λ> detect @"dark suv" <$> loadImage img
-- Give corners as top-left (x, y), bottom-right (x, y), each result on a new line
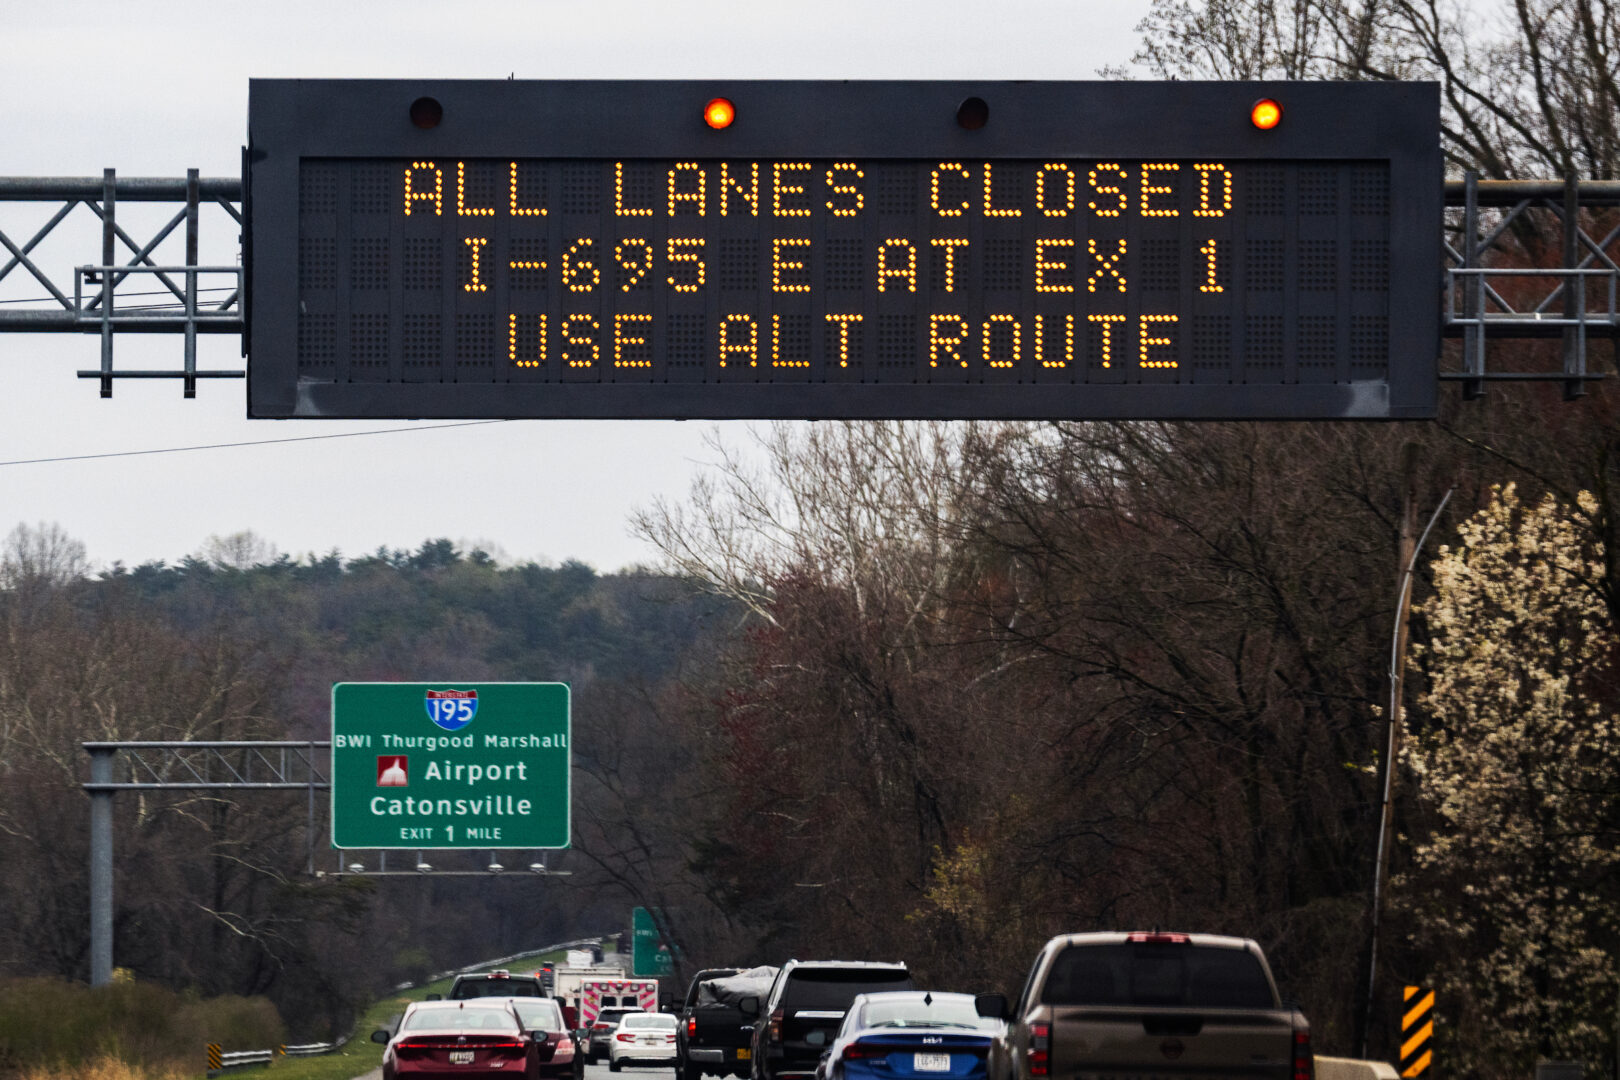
top-left (745, 961), bottom-right (913, 1080)
top-left (444, 970), bottom-right (547, 999)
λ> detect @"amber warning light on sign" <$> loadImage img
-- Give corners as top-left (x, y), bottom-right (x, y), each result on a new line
top-left (704, 97), bottom-right (735, 129)
top-left (1251, 98), bottom-right (1283, 129)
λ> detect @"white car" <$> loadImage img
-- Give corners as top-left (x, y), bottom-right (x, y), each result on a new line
top-left (609, 1011), bottom-right (679, 1071)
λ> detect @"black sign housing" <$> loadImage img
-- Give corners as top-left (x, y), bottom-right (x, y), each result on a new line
top-left (246, 79), bottom-right (1441, 419)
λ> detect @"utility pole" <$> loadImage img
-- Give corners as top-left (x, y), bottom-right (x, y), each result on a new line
top-left (1361, 445), bottom-right (1452, 1058)
top-left (88, 747), bottom-right (115, 987)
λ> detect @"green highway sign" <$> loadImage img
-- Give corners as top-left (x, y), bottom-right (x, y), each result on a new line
top-left (331, 682), bottom-right (570, 849)
top-left (632, 906), bottom-right (674, 976)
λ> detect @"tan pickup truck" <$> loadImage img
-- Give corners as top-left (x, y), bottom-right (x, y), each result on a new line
top-left (977, 932), bottom-right (1312, 1080)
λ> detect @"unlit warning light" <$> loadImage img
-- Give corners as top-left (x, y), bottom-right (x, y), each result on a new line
top-left (1251, 98), bottom-right (1283, 129)
top-left (704, 98), bottom-right (735, 129)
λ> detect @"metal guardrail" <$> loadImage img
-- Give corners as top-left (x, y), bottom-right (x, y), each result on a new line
top-left (394, 936), bottom-right (608, 992)
top-left (204, 1040), bottom-right (337, 1075)
top-left (201, 936), bottom-right (611, 1075)
top-left (205, 1044), bottom-right (274, 1075)
top-left (283, 1041), bottom-right (338, 1057)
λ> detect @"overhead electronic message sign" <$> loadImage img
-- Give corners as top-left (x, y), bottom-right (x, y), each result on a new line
top-left (246, 80), bottom-right (1440, 420)
top-left (331, 681), bottom-right (570, 850)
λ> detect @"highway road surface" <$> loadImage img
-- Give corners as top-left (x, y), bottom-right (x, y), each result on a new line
top-left (352, 1055), bottom-right (680, 1080)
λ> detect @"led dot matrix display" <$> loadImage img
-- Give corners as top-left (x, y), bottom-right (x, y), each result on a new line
top-left (250, 80), bottom-right (1441, 420)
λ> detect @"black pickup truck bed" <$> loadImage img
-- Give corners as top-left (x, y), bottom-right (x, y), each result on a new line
top-left (680, 967), bottom-right (776, 1080)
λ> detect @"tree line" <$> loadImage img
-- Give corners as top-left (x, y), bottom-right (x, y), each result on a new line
top-left (0, 531), bottom-right (731, 1039)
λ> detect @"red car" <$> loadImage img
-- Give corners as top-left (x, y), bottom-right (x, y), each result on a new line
top-left (508, 997), bottom-right (578, 1079)
top-left (374, 1000), bottom-right (531, 1079)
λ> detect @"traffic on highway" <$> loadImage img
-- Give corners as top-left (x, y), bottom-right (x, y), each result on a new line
top-left (371, 932), bottom-right (1310, 1080)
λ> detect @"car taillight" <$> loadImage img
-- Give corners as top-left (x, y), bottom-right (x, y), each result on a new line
top-left (1029, 1023), bottom-right (1050, 1078)
top-left (843, 1044), bottom-right (888, 1060)
top-left (1125, 932), bottom-right (1190, 944)
top-left (1293, 1030), bottom-right (1313, 1080)
top-left (558, 1038), bottom-right (574, 1052)
top-left (617, 1033), bottom-right (636, 1043)
top-left (666, 1034), bottom-right (677, 1043)
top-left (397, 1038), bottom-right (524, 1050)
top-left (768, 1009), bottom-right (784, 1042)
top-left (687, 1018), bottom-right (696, 1037)
top-left (594, 1023), bottom-right (611, 1031)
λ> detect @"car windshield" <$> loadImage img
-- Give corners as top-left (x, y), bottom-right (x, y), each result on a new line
top-left (860, 997), bottom-right (993, 1030)
top-left (1040, 944), bottom-right (1275, 1008)
top-left (622, 1014), bottom-right (678, 1030)
top-left (404, 1007), bottom-right (519, 1031)
top-left (512, 1001), bottom-right (565, 1030)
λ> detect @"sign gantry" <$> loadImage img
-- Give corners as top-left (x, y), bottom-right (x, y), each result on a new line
top-left (9, 82), bottom-right (1614, 413)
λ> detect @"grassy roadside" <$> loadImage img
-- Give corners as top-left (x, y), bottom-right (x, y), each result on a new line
top-left (225, 949), bottom-right (574, 1080)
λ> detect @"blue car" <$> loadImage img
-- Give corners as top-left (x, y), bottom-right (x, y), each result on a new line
top-left (817, 992), bottom-right (1001, 1080)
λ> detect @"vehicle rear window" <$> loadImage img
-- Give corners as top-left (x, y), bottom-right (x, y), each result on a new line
top-left (783, 970), bottom-right (914, 1012)
top-left (405, 1007), bottom-right (519, 1031)
top-left (512, 1000), bottom-right (565, 1030)
top-left (860, 997), bottom-right (994, 1030)
top-left (1040, 945), bottom-right (1275, 1008)
top-left (622, 1014), bottom-right (678, 1030)
top-left (455, 978), bottom-right (543, 998)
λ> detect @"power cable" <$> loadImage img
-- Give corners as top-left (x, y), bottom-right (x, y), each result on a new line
top-left (0, 420), bottom-right (508, 467)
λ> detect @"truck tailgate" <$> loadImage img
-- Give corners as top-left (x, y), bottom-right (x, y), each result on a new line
top-left (1049, 1006), bottom-right (1296, 1080)
top-left (692, 1005), bottom-right (753, 1046)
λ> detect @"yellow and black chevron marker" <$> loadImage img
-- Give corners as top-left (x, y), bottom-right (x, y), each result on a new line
top-left (206, 1043), bottom-right (222, 1071)
top-left (1401, 986), bottom-right (1433, 1077)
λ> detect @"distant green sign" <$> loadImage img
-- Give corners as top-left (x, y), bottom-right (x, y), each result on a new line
top-left (331, 682), bottom-right (570, 849)
top-left (632, 906), bottom-right (674, 976)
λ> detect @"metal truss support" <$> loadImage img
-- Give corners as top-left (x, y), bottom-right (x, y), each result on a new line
top-left (79, 739), bottom-right (570, 987)
top-left (1444, 175), bottom-right (1620, 398)
top-left (321, 853), bottom-right (574, 878)
top-left (81, 740), bottom-right (330, 987)
top-left (9, 171), bottom-right (1620, 404)
top-left (0, 171), bottom-right (244, 396)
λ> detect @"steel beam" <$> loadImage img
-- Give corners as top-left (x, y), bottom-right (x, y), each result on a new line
top-left (1445, 179), bottom-right (1620, 206)
top-left (0, 170), bottom-right (1615, 398)
top-left (82, 739), bottom-right (332, 986)
top-left (1442, 174), bottom-right (1620, 387)
top-left (88, 747), bottom-right (114, 988)
top-left (0, 177), bottom-right (241, 201)
top-left (0, 170), bottom-right (244, 394)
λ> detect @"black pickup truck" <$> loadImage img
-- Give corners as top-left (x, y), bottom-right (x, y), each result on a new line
top-left (678, 966), bottom-right (778, 1080)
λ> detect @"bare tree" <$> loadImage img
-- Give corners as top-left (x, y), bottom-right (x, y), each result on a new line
top-left (1, 521), bottom-right (88, 588)
top-left (1130, 0), bottom-right (1620, 178)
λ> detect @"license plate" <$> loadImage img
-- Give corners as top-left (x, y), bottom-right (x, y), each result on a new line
top-left (914, 1053), bottom-right (951, 1072)
top-left (449, 1050), bottom-right (474, 1064)
top-left (736, 1050), bottom-right (752, 1061)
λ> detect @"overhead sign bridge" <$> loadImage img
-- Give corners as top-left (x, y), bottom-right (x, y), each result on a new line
top-left (0, 80), bottom-right (1611, 417)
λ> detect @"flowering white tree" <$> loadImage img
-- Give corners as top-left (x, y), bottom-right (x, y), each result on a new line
top-left (1402, 483), bottom-right (1620, 1076)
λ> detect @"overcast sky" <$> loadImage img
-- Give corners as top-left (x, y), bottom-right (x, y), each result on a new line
top-left (0, 0), bottom-right (1149, 573)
